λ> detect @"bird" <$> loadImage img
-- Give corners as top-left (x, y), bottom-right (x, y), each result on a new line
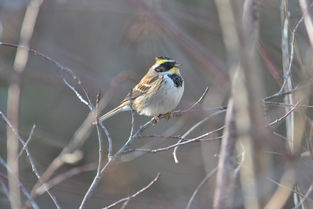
top-left (96, 56), bottom-right (184, 123)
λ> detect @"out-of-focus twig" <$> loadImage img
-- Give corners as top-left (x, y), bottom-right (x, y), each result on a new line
top-left (213, 100), bottom-right (237, 209)
top-left (102, 172), bottom-right (160, 209)
top-left (238, 1), bottom-right (266, 209)
top-left (5, 1), bottom-right (43, 208)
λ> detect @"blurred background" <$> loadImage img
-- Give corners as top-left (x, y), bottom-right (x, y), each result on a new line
top-left (0, 0), bottom-right (313, 209)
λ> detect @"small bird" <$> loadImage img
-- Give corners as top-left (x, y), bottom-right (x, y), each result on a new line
top-left (96, 56), bottom-right (184, 123)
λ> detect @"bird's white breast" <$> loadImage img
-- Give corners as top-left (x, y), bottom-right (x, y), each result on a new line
top-left (138, 74), bottom-right (184, 116)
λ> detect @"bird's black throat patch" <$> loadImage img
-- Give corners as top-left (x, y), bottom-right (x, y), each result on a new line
top-left (168, 74), bottom-right (183, 87)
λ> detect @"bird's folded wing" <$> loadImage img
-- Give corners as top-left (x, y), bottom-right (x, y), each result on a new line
top-left (122, 75), bottom-right (159, 103)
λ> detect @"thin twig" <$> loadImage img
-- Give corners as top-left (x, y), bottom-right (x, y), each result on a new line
top-left (78, 113), bottom-right (104, 209)
top-left (267, 101), bottom-right (300, 127)
top-left (99, 122), bottom-right (113, 160)
top-left (292, 182), bottom-right (313, 209)
top-left (125, 129), bottom-right (224, 154)
top-left (62, 79), bottom-right (92, 110)
top-left (18, 125), bottom-right (36, 157)
top-left (138, 135), bottom-right (184, 140)
top-left (180, 87), bottom-right (209, 113)
top-left (0, 157), bottom-right (40, 209)
top-left (264, 101), bottom-right (313, 108)
top-left (173, 108), bottom-right (226, 163)
top-left (172, 87), bottom-right (216, 163)
top-left (102, 173), bottom-right (160, 209)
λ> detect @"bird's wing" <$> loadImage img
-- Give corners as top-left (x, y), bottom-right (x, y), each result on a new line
top-left (122, 75), bottom-right (159, 103)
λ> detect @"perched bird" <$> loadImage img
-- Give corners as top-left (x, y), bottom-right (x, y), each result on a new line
top-left (96, 56), bottom-right (184, 123)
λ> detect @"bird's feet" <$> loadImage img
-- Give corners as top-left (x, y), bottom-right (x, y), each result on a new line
top-left (152, 115), bottom-right (160, 124)
top-left (152, 112), bottom-right (173, 123)
top-left (164, 112), bottom-right (173, 120)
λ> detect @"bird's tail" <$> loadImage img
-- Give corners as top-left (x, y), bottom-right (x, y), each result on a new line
top-left (93, 104), bottom-right (130, 124)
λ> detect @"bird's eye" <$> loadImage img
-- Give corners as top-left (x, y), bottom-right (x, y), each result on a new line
top-left (155, 66), bottom-right (165, 72)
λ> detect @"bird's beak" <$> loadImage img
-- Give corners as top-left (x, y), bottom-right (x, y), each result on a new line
top-left (175, 62), bottom-right (181, 67)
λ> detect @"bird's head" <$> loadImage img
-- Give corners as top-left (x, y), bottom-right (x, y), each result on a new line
top-left (149, 56), bottom-right (181, 76)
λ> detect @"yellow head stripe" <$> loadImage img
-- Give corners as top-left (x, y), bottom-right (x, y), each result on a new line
top-left (155, 58), bottom-right (170, 65)
top-left (170, 67), bottom-right (180, 73)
